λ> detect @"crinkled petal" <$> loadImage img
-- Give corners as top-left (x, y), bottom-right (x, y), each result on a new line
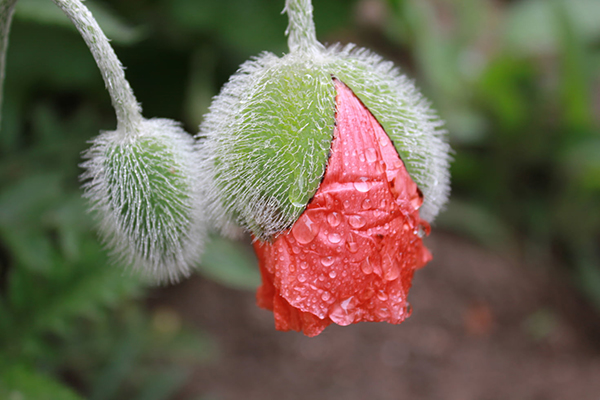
top-left (254, 79), bottom-right (432, 335)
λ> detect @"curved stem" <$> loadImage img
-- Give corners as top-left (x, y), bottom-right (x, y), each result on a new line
top-left (52, 0), bottom-right (142, 133)
top-left (284, 0), bottom-right (323, 54)
top-left (0, 0), bottom-right (18, 128)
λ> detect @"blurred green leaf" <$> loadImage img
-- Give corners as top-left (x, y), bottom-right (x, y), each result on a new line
top-left (436, 198), bottom-right (516, 253)
top-left (197, 235), bottom-right (260, 290)
top-left (15, 0), bottom-right (146, 44)
top-left (0, 364), bottom-right (84, 400)
top-left (504, 0), bottom-right (600, 56)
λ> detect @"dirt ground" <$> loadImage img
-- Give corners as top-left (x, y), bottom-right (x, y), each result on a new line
top-left (150, 232), bottom-right (600, 400)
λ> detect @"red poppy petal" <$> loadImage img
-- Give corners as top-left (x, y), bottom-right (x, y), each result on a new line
top-left (253, 79), bottom-right (432, 335)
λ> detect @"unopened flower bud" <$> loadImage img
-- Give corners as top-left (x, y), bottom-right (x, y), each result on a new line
top-left (198, 0), bottom-right (450, 336)
top-left (82, 119), bottom-right (204, 282)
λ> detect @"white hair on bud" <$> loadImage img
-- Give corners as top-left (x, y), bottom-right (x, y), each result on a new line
top-left (197, 51), bottom-right (336, 239)
top-left (81, 118), bottom-right (205, 283)
top-left (327, 44), bottom-right (451, 222)
top-left (198, 42), bottom-right (450, 238)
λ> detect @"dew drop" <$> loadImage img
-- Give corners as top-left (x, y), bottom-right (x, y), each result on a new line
top-left (327, 212), bottom-right (342, 227)
top-left (353, 177), bottom-right (371, 193)
top-left (377, 290), bottom-right (388, 301)
top-left (347, 240), bottom-right (359, 253)
top-left (291, 214), bottom-right (319, 244)
top-left (341, 297), bottom-right (354, 311)
top-left (360, 257), bottom-right (373, 274)
top-left (329, 270), bottom-right (337, 279)
top-left (375, 307), bottom-right (390, 319)
top-left (298, 274), bottom-right (307, 282)
top-left (348, 215), bottom-right (366, 229)
top-left (292, 246), bottom-right (301, 254)
top-left (328, 232), bottom-right (342, 244)
top-left (410, 188), bottom-right (424, 210)
top-left (329, 304), bottom-right (354, 326)
top-left (365, 147), bottom-right (377, 163)
top-left (361, 199), bottom-right (372, 210)
top-left (382, 255), bottom-right (400, 281)
top-left (321, 256), bottom-right (335, 267)
top-left (343, 200), bottom-right (350, 209)
top-left (300, 262), bottom-right (308, 270)
top-left (321, 291), bottom-right (331, 302)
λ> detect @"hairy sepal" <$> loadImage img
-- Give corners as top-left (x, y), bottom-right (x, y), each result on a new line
top-left (325, 44), bottom-right (450, 222)
top-left (81, 118), bottom-right (205, 283)
top-left (200, 45), bottom-right (450, 239)
top-left (199, 52), bottom-right (336, 239)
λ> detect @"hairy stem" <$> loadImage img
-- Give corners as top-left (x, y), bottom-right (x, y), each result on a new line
top-left (0, 0), bottom-right (17, 128)
top-left (52, 0), bottom-right (142, 133)
top-left (284, 0), bottom-right (323, 54)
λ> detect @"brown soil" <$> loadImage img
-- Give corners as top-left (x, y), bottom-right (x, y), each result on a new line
top-left (150, 232), bottom-right (600, 400)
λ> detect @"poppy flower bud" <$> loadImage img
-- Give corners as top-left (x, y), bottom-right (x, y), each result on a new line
top-left (198, 0), bottom-right (450, 335)
top-left (51, 0), bottom-right (206, 282)
top-left (82, 119), bottom-right (205, 283)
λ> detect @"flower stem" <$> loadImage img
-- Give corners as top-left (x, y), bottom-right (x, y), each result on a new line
top-left (0, 0), bottom-right (18, 128)
top-left (51, 0), bottom-right (142, 133)
top-left (284, 0), bottom-right (323, 54)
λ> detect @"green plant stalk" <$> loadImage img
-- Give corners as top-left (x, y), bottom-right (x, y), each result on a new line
top-left (51, 0), bottom-right (142, 133)
top-left (284, 0), bottom-right (323, 53)
top-left (0, 0), bottom-right (18, 128)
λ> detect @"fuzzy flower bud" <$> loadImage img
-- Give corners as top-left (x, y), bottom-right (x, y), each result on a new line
top-left (81, 119), bottom-right (204, 282)
top-left (199, 0), bottom-right (450, 335)
top-left (50, 0), bottom-right (206, 282)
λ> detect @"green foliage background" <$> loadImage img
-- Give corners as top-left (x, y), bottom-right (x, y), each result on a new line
top-left (0, 0), bottom-right (599, 398)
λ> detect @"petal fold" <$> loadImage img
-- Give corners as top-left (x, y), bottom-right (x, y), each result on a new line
top-left (254, 79), bottom-right (432, 336)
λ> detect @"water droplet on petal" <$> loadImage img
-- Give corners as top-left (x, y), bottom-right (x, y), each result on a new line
top-left (291, 214), bottom-right (319, 244)
top-left (321, 291), bottom-right (331, 302)
top-left (329, 270), bottom-right (337, 279)
top-left (361, 199), bottom-right (372, 210)
top-left (328, 232), bottom-right (342, 244)
top-left (327, 212), bottom-right (342, 227)
top-left (375, 307), bottom-right (390, 319)
top-left (365, 147), bottom-right (377, 163)
top-left (410, 188), bottom-right (424, 210)
top-left (347, 240), bottom-right (359, 253)
top-left (329, 297), bottom-right (357, 325)
top-left (348, 215), bottom-right (366, 229)
top-left (343, 200), bottom-right (350, 209)
top-left (321, 256), bottom-right (335, 267)
top-left (353, 177), bottom-right (371, 193)
top-left (382, 255), bottom-right (400, 281)
top-left (360, 257), bottom-right (373, 274)
top-left (377, 290), bottom-right (388, 301)
top-left (298, 274), bottom-right (307, 282)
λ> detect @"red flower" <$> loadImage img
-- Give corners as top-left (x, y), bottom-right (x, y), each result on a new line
top-left (253, 79), bottom-right (432, 336)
